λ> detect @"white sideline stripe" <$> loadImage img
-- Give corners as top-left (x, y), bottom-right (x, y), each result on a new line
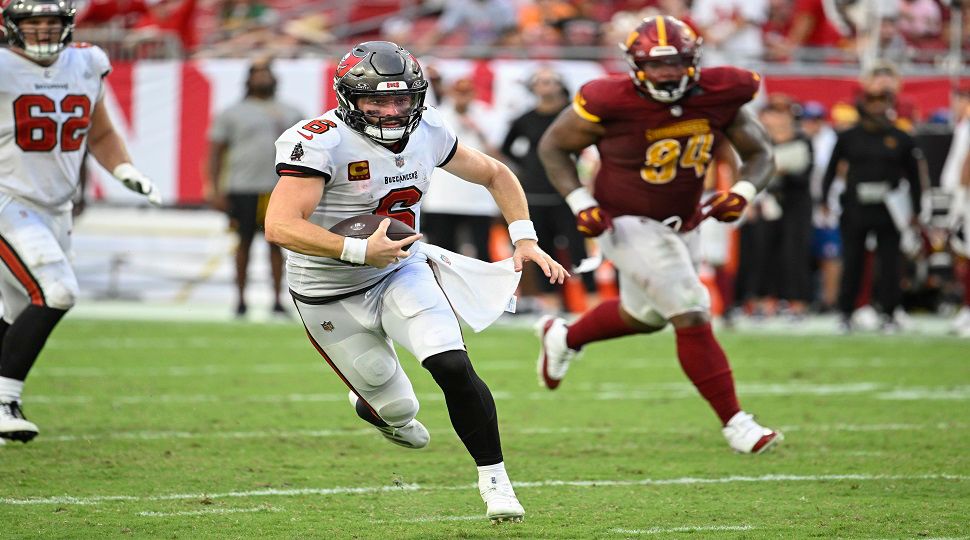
top-left (372, 515), bottom-right (482, 524)
top-left (1, 474), bottom-right (965, 507)
top-left (611, 524), bottom-right (754, 535)
top-left (139, 507), bottom-right (281, 517)
top-left (32, 361), bottom-right (526, 378)
top-left (25, 383), bottom-right (970, 406)
top-left (33, 353), bottom-right (940, 379)
top-left (35, 422), bottom-right (968, 444)
top-left (0, 485), bottom-right (421, 506)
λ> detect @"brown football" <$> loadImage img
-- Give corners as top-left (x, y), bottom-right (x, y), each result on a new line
top-left (329, 214), bottom-right (417, 249)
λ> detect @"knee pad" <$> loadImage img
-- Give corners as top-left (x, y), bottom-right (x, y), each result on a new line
top-left (346, 345), bottom-right (397, 388)
top-left (43, 278), bottom-right (78, 310)
top-left (377, 396), bottom-right (419, 427)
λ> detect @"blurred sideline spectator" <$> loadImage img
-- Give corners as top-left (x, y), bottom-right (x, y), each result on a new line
top-left (78, 0), bottom-right (200, 52)
top-left (691, 0), bottom-right (767, 65)
top-left (860, 61), bottom-right (918, 132)
top-left (414, 0), bottom-right (518, 52)
top-left (822, 86), bottom-right (926, 333)
top-left (422, 77), bottom-right (500, 260)
top-left (761, 96), bottom-right (814, 317)
top-left (500, 67), bottom-right (595, 314)
top-left (207, 58), bottom-right (304, 318)
top-left (802, 101), bottom-right (842, 312)
top-left (769, 0), bottom-right (844, 61)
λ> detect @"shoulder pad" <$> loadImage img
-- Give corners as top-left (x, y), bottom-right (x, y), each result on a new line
top-left (81, 45), bottom-right (112, 77)
top-left (422, 106), bottom-right (446, 128)
top-left (280, 115), bottom-right (342, 150)
top-left (288, 116), bottom-right (343, 150)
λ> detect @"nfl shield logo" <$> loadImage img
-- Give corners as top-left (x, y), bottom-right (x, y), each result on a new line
top-left (322, 321), bottom-right (335, 332)
top-left (395, 155), bottom-right (405, 168)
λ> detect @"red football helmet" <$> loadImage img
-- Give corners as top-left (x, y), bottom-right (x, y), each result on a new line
top-left (621, 16), bottom-right (702, 103)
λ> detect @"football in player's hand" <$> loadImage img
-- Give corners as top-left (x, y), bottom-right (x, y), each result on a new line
top-left (329, 214), bottom-right (417, 249)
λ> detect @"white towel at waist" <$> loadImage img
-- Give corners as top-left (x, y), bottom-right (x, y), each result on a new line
top-left (414, 242), bottom-right (520, 332)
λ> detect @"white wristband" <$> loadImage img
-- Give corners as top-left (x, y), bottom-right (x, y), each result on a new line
top-left (340, 237), bottom-right (368, 265)
top-left (112, 163), bottom-right (140, 181)
top-left (565, 187), bottom-right (598, 215)
top-left (730, 180), bottom-right (758, 203)
top-left (508, 220), bottom-right (538, 244)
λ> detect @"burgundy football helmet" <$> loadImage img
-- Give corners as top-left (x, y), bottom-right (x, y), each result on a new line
top-left (621, 15), bottom-right (702, 103)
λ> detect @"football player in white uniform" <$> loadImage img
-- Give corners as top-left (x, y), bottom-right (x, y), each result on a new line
top-left (0, 0), bottom-right (160, 444)
top-left (265, 41), bottom-right (567, 524)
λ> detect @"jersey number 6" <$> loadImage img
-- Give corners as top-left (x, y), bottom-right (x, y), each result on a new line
top-left (375, 187), bottom-right (423, 229)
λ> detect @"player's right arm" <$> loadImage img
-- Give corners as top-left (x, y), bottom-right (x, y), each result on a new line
top-left (538, 91), bottom-right (610, 237)
top-left (264, 176), bottom-right (418, 269)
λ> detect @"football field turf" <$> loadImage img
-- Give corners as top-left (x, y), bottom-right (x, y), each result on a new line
top-left (1, 318), bottom-right (967, 539)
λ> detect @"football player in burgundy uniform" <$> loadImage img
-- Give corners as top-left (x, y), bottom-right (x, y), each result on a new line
top-left (535, 15), bottom-right (782, 454)
top-left (0, 0), bottom-right (159, 444)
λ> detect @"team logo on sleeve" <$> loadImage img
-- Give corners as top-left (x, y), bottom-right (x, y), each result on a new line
top-left (348, 160), bottom-right (371, 181)
top-left (322, 321), bottom-right (335, 332)
top-left (290, 142), bottom-right (304, 161)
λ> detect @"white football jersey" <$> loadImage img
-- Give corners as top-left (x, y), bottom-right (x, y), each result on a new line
top-left (0, 44), bottom-right (110, 210)
top-left (274, 106), bottom-right (458, 298)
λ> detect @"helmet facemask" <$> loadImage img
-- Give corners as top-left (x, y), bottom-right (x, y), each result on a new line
top-left (631, 56), bottom-right (698, 103)
top-left (334, 41), bottom-right (428, 144)
top-left (622, 16), bottom-right (702, 103)
top-left (2, 0), bottom-right (77, 61)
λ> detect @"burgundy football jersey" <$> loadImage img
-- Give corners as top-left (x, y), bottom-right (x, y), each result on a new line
top-left (575, 67), bottom-right (760, 222)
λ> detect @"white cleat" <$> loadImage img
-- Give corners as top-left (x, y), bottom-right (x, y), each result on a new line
top-left (348, 392), bottom-right (429, 449)
top-left (374, 420), bottom-right (430, 449)
top-left (534, 315), bottom-right (579, 390)
top-left (722, 411), bottom-right (782, 454)
top-left (480, 474), bottom-right (524, 524)
top-left (0, 401), bottom-right (39, 443)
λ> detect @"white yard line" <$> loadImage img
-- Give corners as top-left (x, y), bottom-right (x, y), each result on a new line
top-left (24, 382), bottom-right (970, 407)
top-left (1, 474), bottom-right (965, 507)
top-left (34, 423), bottom-right (970, 443)
top-left (139, 507), bottom-right (281, 517)
top-left (611, 524), bottom-right (754, 535)
top-left (32, 422), bottom-right (968, 444)
top-left (371, 515), bottom-right (482, 524)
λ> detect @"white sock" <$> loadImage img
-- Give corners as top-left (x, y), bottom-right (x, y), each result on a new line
top-left (477, 461), bottom-right (508, 484)
top-left (0, 377), bottom-right (24, 403)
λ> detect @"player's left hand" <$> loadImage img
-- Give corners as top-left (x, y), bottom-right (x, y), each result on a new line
top-left (701, 191), bottom-right (748, 223)
top-left (512, 240), bottom-right (569, 284)
top-left (575, 205), bottom-right (613, 237)
top-left (113, 163), bottom-right (162, 206)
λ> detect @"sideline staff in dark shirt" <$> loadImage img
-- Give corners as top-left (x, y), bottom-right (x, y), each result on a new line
top-left (821, 90), bottom-right (924, 331)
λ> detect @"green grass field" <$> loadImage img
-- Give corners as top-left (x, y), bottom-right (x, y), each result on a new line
top-left (1, 318), bottom-right (968, 539)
